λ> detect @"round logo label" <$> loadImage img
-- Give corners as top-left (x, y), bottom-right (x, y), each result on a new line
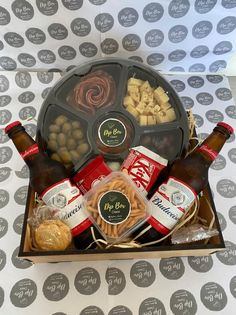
top-left (168, 50), bottom-right (186, 62)
top-left (230, 275), bottom-right (236, 299)
top-left (139, 297), bottom-right (166, 315)
top-left (228, 148), bottom-right (236, 164)
top-left (10, 278), bottom-right (37, 308)
top-left (168, 0), bottom-right (190, 18)
top-left (170, 79), bottom-right (186, 92)
top-left (143, 3), bottom-right (164, 22)
top-left (0, 287), bottom-right (4, 308)
top-left (227, 133), bottom-right (235, 143)
top-left (19, 106), bottom-right (37, 120)
top-left (15, 71), bottom-right (32, 88)
top-left (196, 92), bottom-right (213, 105)
top-left (81, 306), bottom-right (104, 315)
top-left (98, 118), bottom-right (127, 147)
top-left (12, 247), bottom-right (32, 269)
top-left (0, 109), bottom-right (12, 125)
top-left (12, 0), bottom-right (34, 21)
top-left (38, 50), bottom-right (56, 64)
top-left (4, 32), bottom-right (24, 48)
top-left (25, 28), bottom-right (46, 45)
top-left (37, 71), bottom-right (53, 84)
top-left (0, 57), bottom-right (17, 70)
top-left (0, 40), bottom-right (3, 50)
top-left (206, 75), bottom-right (223, 84)
top-left (145, 29), bottom-right (164, 47)
top-left (170, 290), bottom-right (197, 315)
top-left (0, 249), bottom-right (6, 271)
top-left (58, 45), bottom-right (76, 60)
top-left (188, 255), bottom-right (213, 272)
top-left (24, 124), bottom-right (37, 137)
top-left (94, 13), bottom-right (114, 33)
top-left (168, 25), bottom-right (188, 43)
top-left (0, 217), bottom-right (8, 239)
top-left (190, 45), bottom-right (209, 58)
top-left (214, 41), bottom-right (232, 55)
top-left (0, 6), bottom-right (11, 25)
top-left (130, 260), bottom-right (156, 287)
top-left (98, 190), bottom-right (131, 225)
top-left (41, 87), bottom-right (51, 99)
top-left (118, 7), bottom-right (138, 27)
top-left (89, 0), bottom-right (106, 4)
top-left (194, 0), bottom-right (217, 13)
top-left (14, 186), bottom-right (28, 205)
top-left (215, 87), bottom-right (232, 101)
top-left (106, 267), bottom-right (126, 295)
top-left (13, 213), bottom-right (25, 235)
top-left (129, 56), bottom-right (143, 63)
top-left (79, 42), bottom-right (98, 57)
top-left (192, 21), bottom-right (213, 38)
top-left (146, 53), bottom-right (164, 66)
top-left (18, 91), bottom-right (35, 103)
top-left (0, 129), bottom-right (9, 144)
top-left (193, 114), bottom-right (204, 127)
top-left (205, 109), bottom-right (224, 123)
top-left (169, 66), bottom-right (185, 72)
top-left (0, 147), bottom-right (12, 164)
top-left (0, 76), bottom-right (9, 93)
top-left (122, 34), bottom-right (141, 51)
top-left (36, 0), bottom-right (58, 16)
top-left (71, 18), bottom-right (91, 36)
top-left (43, 273), bottom-right (69, 301)
top-left (48, 23), bottom-right (68, 40)
top-left (200, 282), bottom-right (227, 311)
top-left (216, 241), bottom-right (236, 265)
top-left (217, 16), bottom-right (236, 34)
top-left (0, 190), bottom-right (9, 209)
top-left (188, 76), bottom-right (205, 88)
top-left (109, 306), bottom-right (132, 315)
top-left (229, 206), bottom-right (236, 224)
top-left (217, 179), bottom-right (236, 198)
top-left (181, 96), bottom-right (194, 109)
top-left (17, 53), bottom-right (36, 68)
top-left (159, 257), bottom-right (185, 280)
top-left (211, 154), bottom-right (226, 170)
top-left (209, 60), bottom-right (227, 72)
top-left (222, 0), bottom-right (236, 8)
top-left (15, 165), bottom-right (30, 179)
top-left (216, 211), bottom-right (227, 231)
top-left (62, 0), bottom-right (83, 10)
top-left (74, 267), bottom-right (101, 295)
top-left (225, 105), bottom-right (236, 119)
top-left (189, 63), bottom-right (206, 72)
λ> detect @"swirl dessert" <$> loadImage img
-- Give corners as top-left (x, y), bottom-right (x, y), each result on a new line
top-left (67, 70), bottom-right (116, 114)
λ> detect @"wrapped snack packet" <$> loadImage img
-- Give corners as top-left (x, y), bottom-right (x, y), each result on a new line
top-left (121, 146), bottom-right (168, 196)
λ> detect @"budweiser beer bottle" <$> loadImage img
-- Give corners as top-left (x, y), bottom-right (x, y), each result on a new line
top-left (134, 122), bottom-right (234, 244)
top-left (5, 121), bottom-right (101, 249)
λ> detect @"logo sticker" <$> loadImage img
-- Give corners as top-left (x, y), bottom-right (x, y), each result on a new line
top-left (118, 7), bottom-right (138, 27)
top-left (79, 42), bottom-right (98, 57)
top-left (18, 53), bottom-right (36, 68)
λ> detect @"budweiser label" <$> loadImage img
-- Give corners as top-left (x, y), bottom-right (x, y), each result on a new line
top-left (41, 179), bottom-right (91, 236)
top-left (149, 177), bottom-right (196, 235)
top-left (20, 144), bottom-right (39, 159)
top-left (198, 144), bottom-right (218, 160)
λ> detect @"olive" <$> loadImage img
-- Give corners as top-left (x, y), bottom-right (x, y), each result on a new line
top-left (47, 140), bottom-right (58, 151)
top-left (62, 122), bottom-right (72, 134)
top-left (71, 121), bottom-right (81, 129)
top-left (49, 124), bottom-right (60, 133)
top-left (77, 143), bottom-right (89, 155)
top-left (50, 153), bottom-right (62, 162)
top-left (72, 129), bottom-right (83, 140)
top-left (69, 150), bottom-right (80, 161)
top-left (55, 115), bottom-right (67, 126)
top-left (66, 138), bottom-right (77, 150)
top-left (58, 148), bottom-right (72, 164)
top-left (57, 133), bottom-right (66, 146)
top-left (48, 132), bottom-right (57, 140)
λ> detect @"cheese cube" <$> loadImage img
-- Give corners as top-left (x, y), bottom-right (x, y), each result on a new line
top-left (128, 77), bottom-right (143, 86)
top-left (123, 96), bottom-right (135, 108)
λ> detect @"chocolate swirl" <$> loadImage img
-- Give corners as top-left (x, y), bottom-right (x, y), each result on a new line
top-left (68, 70), bottom-right (116, 114)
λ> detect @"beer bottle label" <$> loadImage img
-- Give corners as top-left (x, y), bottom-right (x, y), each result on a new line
top-left (41, 179), bottom-right (92, 237)
top-left (20, 144), bottom-right (39, 159)
top-left (198, 144), bottom-right (218, 160)
top-left (148, 176), bottom-right (196, 235)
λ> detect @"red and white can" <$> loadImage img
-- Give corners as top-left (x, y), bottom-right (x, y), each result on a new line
top-left (121, 146), bottom-right (168, 196)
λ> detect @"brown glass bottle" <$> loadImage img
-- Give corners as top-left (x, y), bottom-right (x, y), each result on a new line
top-left (5, 121), bottom-right (102, 250)
top-left (134, 122), bottom-right (234, 245)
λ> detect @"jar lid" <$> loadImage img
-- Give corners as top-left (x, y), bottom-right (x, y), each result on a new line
top-left (217, 122), bottom-right (234, 135)
top-left (4, 121), bottom-right (22, 134)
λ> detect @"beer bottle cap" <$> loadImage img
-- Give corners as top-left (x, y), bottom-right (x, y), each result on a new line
top-left (4, 121), bottom-right (22, 134)
top-left (217, 122), bottom-right (234, 135)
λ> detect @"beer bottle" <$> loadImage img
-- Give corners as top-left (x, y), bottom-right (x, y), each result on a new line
top-left (5, 121), bottom-right (102, 250)
top-left (134, 122), bottom-right (234, 245)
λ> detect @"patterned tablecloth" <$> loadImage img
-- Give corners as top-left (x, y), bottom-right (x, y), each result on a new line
top-left (0, 70), bottom-right (235, 315)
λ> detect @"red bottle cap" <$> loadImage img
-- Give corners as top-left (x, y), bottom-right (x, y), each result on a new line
top-left (4, 121), bottom-right (22, 134)
top-left (217, 122), bottom-right (234, 135)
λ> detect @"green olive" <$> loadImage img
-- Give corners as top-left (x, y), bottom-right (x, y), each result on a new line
top-left (72, 129), bottom-right (83, 140)
top-left (77, 143), bottom-right (89, 155)
top-left (71, 121), bottom-right (81, 129)
top-left (50, 153), bottom-right (62, 162)
top-left (47, 140), bottom-right (58, 151)
top-left (66, 138), bottom-right (77, 150)
top-left (55, 115), bottom-right (67, 126)
top-left (48, 132), bottom-right (57, 140)
top-left (58, 148), bottom-right (72, 164)
top-left (69, 150), bottom-right (80, 161)
top-left (49, 124), bottom-right (60, 133)
top-left (57, 133), bottom-right (66, 146)
top-left (62, 122), bottom-right (72, 134)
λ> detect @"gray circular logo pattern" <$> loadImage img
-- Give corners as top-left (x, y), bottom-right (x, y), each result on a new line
top-left (48, 23), bottom-right (68, 40)
top-left (43, 273), bottom-right (69, 301)
top-left (217, 179), bottom-right (236, 198)
top-left (211, 154), bottom-right (226, 170)
top-left (0, 110), bottom-right (12, 125)
top-left (215, 88), bottom-right (232, 101)
top-left (71, 18), bottom-right (91, 36)
top-left (169, 66), bottom-right (185, 72)
top-left (147, 53), bottom-right (164, 66)
top-left (79, 42), bottom-right (98, 57)
top-left (101, 38), bottom-right (119, 55)
top-left (195, 0), bottom-right (217, 13)
top-left (230, 276), bottom-right (236, 299)
top-left (0, 76), bottom-right (9, 92)
top-left (14, 186), bottom-right (28, 205)
top-left (12, 247), bottom-right (32, 269)
top-left (129, 56), bottom-right (143, 63)
top-left (122, 34), bottom-right (141, 52)
top-left (13, 213), bottom-right (25, 235)
top-left (213, 41), bottom-right (232, 55)
top-left (188, 256), bottom-right (213, 273)
top-left (108, 306), bottom-right (132, 315)
top-left (190, 45), bottom-right (209, 58)
top-left (18, 91), bottom-right (35, 104)
top-left (0, 40), bottom-right (3, 50)
top-left (25, 28), bottom-right (46, 45)
top-left (139, 297), bottom-right (166, 315)
top-left (159, 257), bottom-right (185, 280)
top-left (209, 60), bottom-right (227, 72)
top-left (216, 211), bottom-right (227, 231)
top-left (228, 148), bottom-right (236, 164)
top-left (216, 241), bottom-right (236, 265)
top-left (118, 8), bottom-right (138, 27)
top-left (193, 114), bottom-right (204, 127)
top-left (205, 109), bottom-right (224, 123)
top-left (15, 165), bottom-right (30, 179)
top-left (105, 267), bottom-right (126, 295)
top-left (0, 147), bottom-right (13, 164)
top-left (0, 217), bottom-right (8, 239)
top-left (0, 95), bottom-right (11, 107)
top-left (95, 13), bottom-right (114, 33)
top-left (168, 50), bottom-right (186, 62)
top-left (4, 32), bottom-right (24, 48)
top-left (74, 267), bottom-right (101, 295)
top-left (38, 50), bottom-right (56, 64)
top-left (0, 129), bottom-right (9, 144)
top-left (187, 76), bottom-right (204, 88)
top-left (0, 56), bottom-right (17, 70)
top-left (0, 287), bottom-right (3, 308)
top-left (37, 71), bottom-right (54, 84)
top-left (170, 290), bottom-right (197, 315)
top-left (12, 0), bottom-right (34, 21)
top-left (168, 0), bottom-right (190, 18)
top-left (41, 87), bottom-right (52, 99)
top-left (80, 306), bottom-right (104, 315)
top-left (19, 106), bottom-right (37, 120)
top-left (181, 96), bottom-right (194, 109)
top-left (196, 92), bottom-right (213, 105)
top-left (62, 0), bottom-right (83, 10)
top-left (58, 46), bottom-right (76, 60)
top-left (170, 80), bottom-right (186, 92)
top-left (222, 0), bottom-right (236, 8)
top-left (168, 25), bottom-right (188, 43)
top-left (89, 0), bottom-right (106, 4)
top-left (36, 0), bottom-right (58, 16)
top-left (227, 133), bottom-right (235, 143)
top-left (145, 29), bottom-right (164, 47)
top-left (0, 6), bottom-right (10, 25)
top-left (130, 260), bottom-right (156, 288)
top-left (229, 205), bottom-right (236, 224)
top-left (225, 105), bottom-right (236, 119)
top-left (217, 16), bottom-right (236, 34)
top-left (200, 282), bottom-right (227, 311)
top-left (143, 3), bottom-right (164, 22)
top-left (189, 63), bottom-right (206, 72)
top-left (15, 71), bottom-right (32, 89)
top-left (10, 278), bottom-right (37, 308)
top-left (18, 53), bottom-right (36, 68)
top-left (192, 21), bottom-right (213, 39)
top-left (206, 75), bottom-right (223, 84)
top-left (0, 249), bottom-right (6, 271)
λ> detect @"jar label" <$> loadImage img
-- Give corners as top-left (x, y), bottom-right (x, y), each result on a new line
top-left (148, 177), bottom-right (196, 235)
top-left (41, 179), bottom-right (91, 236)
top-left (98, 118), bottom-right (127, 147)
top-left (20, 144), bottom-right (39, 159)
top-left (198, 144), bottom-right (218, 160)
top-left (98, 190), bottom-right (131, 225)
